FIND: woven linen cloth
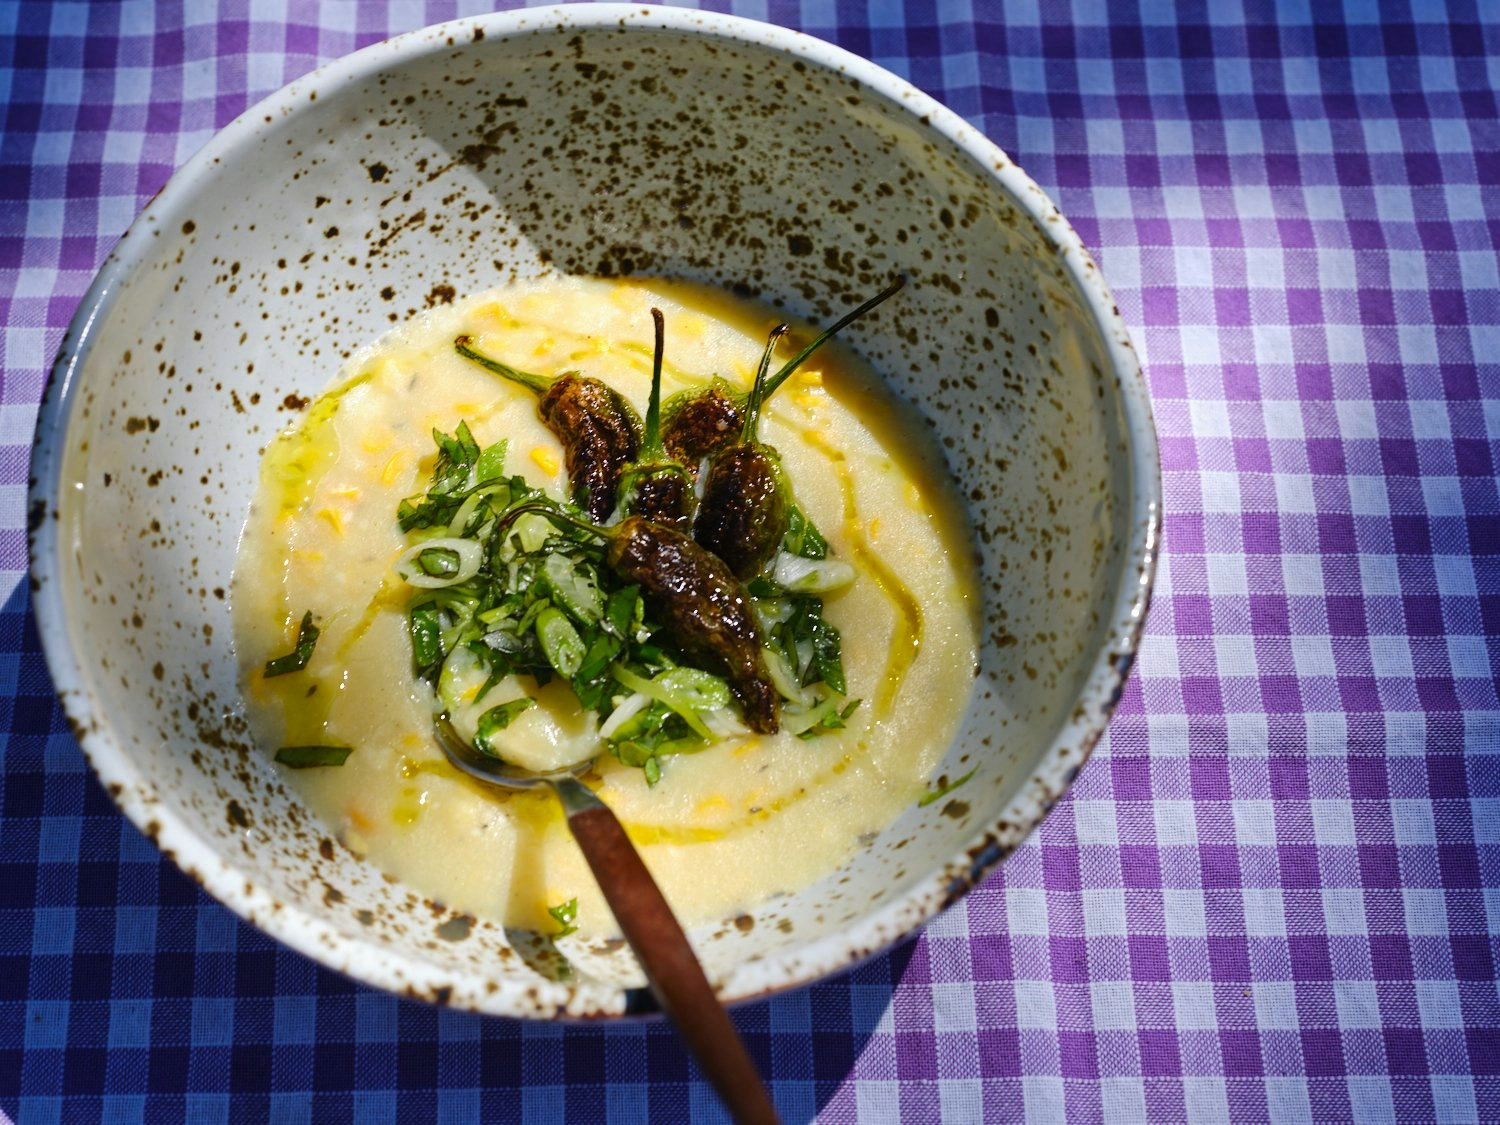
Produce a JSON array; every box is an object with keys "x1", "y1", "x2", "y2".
[{"x1": 2, "y1": 2, "x2": 1497, "y2": 1122}]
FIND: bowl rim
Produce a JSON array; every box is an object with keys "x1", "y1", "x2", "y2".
[{"x1": 28, "y1": 3, "x2": 1160, "y2": 1018}]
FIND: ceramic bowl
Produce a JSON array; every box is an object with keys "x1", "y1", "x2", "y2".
[{"x1": 30, "y1": 6, "x2": 1158, "y2": 1017}]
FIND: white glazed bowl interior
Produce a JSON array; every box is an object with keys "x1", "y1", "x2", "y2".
[{"x1": 31, "y1": 7, "x2": 1157, "y2": 1017}]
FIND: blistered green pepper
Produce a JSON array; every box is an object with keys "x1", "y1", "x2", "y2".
[
  {"x1": 493, "y1": 502, "x2": 780, "y2": 734},
  {"x1": 660, "y1": 378, "x2": 741, "y2": 482},
  {"x1": 614, "y1": 309, "x2": 694, "y2": 533},
  {"x1": 692, "y1": 324, "x2": 792, "y2": 581},
  {"x1": 454, "y1": 336, "x2": 641, "y2": 522},
  {"x1": 660, "y1": 277, "x2": 905, "y2": 478},
  {"x1": 606, "y1": 516, "x2": 779, "y2": 735}
]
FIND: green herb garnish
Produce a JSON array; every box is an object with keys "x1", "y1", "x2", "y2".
[
  {"x1": 783, "y1": 506, "x2": 828, "y2": 560},
  {"x1": 789, "y1": 696, "x2": 861, "y2": 740},
  {"x1": 408, "y1": 603, "x2": 445, "y2": 673},
  {"x1": 475, "y1": 437, "x2": 509, "y2": 485},
  {"x1": 396, "y1": 421, "x2": 512, "y2": 531},
  {"x1": 473, "y1": 699, "x2": 536, "y2": 758},
  {"x1": 760, "y1": 593, "x2": 849, "y2": 703},
  {"x1": 548, "y1": 898, "x2": 579, "y2": 937},
  {"x1": 264, "y1": 611, "x2": 320, "y2": 677},
  {"x1": 275, "y1": 745, "x2": 353, "y2": 769},
  {"x1": 394, "y1": 421, "x2": 857, "y2": 781},
  {"x1": 919, "y1": 767, "x2": 978, "y2": 807}
]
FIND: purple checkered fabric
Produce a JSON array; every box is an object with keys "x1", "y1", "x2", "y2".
[{"x1": 2, "y1": 2, "x2": 1497, "y2": 1122}]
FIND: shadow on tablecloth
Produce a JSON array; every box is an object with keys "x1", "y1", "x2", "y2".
[{"x1": 6, "y1": 579, "x2": 915, "y2": 1120}]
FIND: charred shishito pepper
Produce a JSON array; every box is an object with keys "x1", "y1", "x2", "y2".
[
  {"x1": 454, "y1": 336, "x2": 641, "y2": 522},
  {"x1": 495, "y1": 503, "x2": 780, "y2": 734},
  {"x1": 614, "y1": 309, "x2": 694, "y2": 533},
  {"x1": 660, "y1": 379, "x2": 741, "y2": 482},
  {"x1": 608, "y1": 517, "x2": 779, "y2": 735},
  {"x1": 660, "y1": 277, "x2": 906, "y2": 479},
  {"x1": 692, "y1": 324, "x2": 792, "y2": 581}
]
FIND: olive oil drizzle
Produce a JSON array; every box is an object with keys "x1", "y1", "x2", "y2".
[
  {"x1": 619, "y1": 752, "x2": 853, "y2": 846},
  {"x1": 569, "y1": 338, "x2": 704, "y2": 386},
  {"x1": 261, "y1": 370, "x2": 376, "y2": 519},
  {"x1": 800, "y1": 428, "x2": 923, "y2": 714}
]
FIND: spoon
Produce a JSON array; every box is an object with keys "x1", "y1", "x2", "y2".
[{"x1": 433, "y1": 716, "x2": 780, "y2": 1125}]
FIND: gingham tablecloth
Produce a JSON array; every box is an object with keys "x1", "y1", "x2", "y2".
[{"x1": 3, "y1": 2, "x2": 1498, "y2": 1122}]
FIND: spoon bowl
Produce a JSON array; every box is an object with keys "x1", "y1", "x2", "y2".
[{"x1": 432, "y1": 713, "x2": 597, "y2": 802}]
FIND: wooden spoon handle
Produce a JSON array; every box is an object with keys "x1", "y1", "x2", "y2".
[{"x1": 564, "y1": 799, "x2": 779, "y2": 1125}]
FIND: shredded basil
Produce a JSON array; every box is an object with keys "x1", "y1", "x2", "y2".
[
  {"x1": 475, "y1": 437, "x2": 509, "y2": 484},
  {"x1": 919, "y1": 767, "x2": 978, "y2": 807},
  {"x1": 395, "y1": 422, "x2": 857, "y2": 783},
  {"x1": 782, "y1": 505, "x2": 828, "y2": 559},
  {"x1": 574, "y1": 633, "x2": 623, "y2": 685},
  {"x1": 548, "y1": 898, "x2": 579, "y2": 937},
  {"x1": 264, "y1": 611, "x2": 320, "y2": 677},
  {"x1": 275, "y1": 745, "x2": 353, "y2": 769},
  {"x1": 473, "y1": 698, "x2": 535, "y2": 758},
  {"x1": 408, "y1": 602, "x2": 445, "y2": 673},
  {"x1": 605, "y1": 587, "x2": 642, "y2": 640},
  {"x1": 764, "y1": 594, "x2": 849, "y2": 700},
  {"x1": 397, "y1": 423, "x2": 519, "y2": 531}
]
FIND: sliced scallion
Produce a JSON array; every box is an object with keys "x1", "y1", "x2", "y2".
[
  {"x1": 535, "y1": 607, "x2": 585, "y2": 678},
  {"x1": 394, "y1": 537, "x2": 483, "y2": 589}
]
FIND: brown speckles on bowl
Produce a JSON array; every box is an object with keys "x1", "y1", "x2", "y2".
[{"x1": 28, "y1": 6, "x2": 1157, "y2": 1020}]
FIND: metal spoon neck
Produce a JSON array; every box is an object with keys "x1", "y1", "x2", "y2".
[{"x1": 550, "y1": 773, "x2": 607, "y2": 815}]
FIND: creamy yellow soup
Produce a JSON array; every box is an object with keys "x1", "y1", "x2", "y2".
[{"x1": 233, "y1": 277, "x2": 978, "y2": 937}]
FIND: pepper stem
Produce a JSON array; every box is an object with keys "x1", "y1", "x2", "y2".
[
  {"x1": 454, "y1": 336, "x2": 555, "y2": 396},
  {"x1": 492, "y1": 500, "x2": 614, "y2": 545},
  {"x1": 761, "y1": 275, "x2": 906, "y2": 399},
  {"x1": 643, "y1": 308, "x2": 666, "y2": 457},
  {"x1": 742, "y1": 323, "x2": 790, "y2": 441}
]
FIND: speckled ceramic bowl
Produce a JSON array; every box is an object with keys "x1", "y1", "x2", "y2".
[{"x1": 30, "y1": 6, "x2": 1158, "y2": 1017}]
